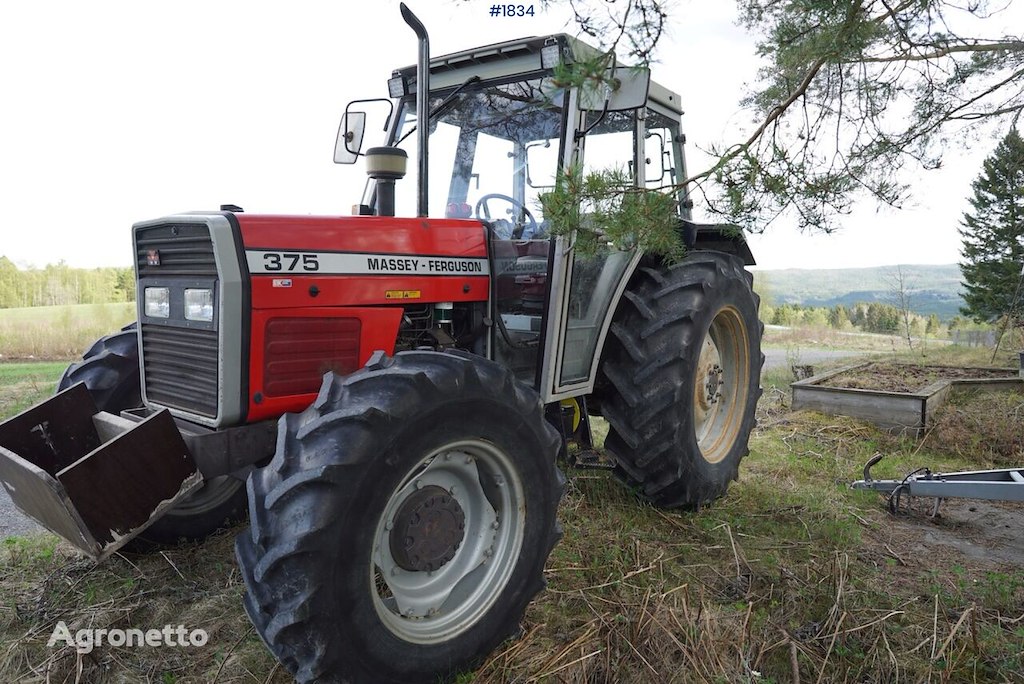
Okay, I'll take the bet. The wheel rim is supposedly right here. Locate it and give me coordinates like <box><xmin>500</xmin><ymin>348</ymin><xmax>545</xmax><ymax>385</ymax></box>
<box><xmin>371</xmin><ymin>439</ymin><xmax>525</xmax><ymax>644</ymax></box>
<box><xmin>692</xmin><ymin>305</ymin><xmax>750</xmax><ymax>464</ymax></box>
<box><xmin>163</xmin><ymin>476</ymin><xmax>243</xmax><ymax>517</ymax></box>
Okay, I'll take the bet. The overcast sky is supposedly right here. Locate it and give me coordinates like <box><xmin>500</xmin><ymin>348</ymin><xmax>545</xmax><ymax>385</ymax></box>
<box><xmin>0</xmin><ymin>0</ymin><xmax>1019</xmax><ymax>271</ymax></box>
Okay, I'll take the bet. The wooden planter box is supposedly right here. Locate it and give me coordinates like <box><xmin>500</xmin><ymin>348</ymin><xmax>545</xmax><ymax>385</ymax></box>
<box><xmin>790</xmin><ymin>362</ymin><xmax>1023</xmax><ymax>436</ymax></box>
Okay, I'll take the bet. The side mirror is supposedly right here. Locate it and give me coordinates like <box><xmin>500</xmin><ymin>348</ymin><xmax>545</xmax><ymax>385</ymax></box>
<box><xmin>579</xmin><ymin>67</ymin><xmax>651</xmax><ymax>113</ymax></box>
<box><xmin>334</xmin><ymin>111</ymin><xmax>367</xmax><ymax>164</ymax></box>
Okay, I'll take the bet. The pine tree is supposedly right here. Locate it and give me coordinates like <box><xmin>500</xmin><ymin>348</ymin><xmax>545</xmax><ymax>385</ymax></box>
<box><xmin>959</xmin><ymin>129</ymin><xmax>1024</xmax><ymax>323</ymax></box>
<box><xmin>828</xmin><ymin>304</ymin><xmax>850</xmax><ymax>330</ymax></box>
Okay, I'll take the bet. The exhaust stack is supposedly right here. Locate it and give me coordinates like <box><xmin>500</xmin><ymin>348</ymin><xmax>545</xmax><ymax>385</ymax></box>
<box><xmin>399</xmin><ymin>3</ymin><xmax>429</xmax><ymax>217</ymax></box>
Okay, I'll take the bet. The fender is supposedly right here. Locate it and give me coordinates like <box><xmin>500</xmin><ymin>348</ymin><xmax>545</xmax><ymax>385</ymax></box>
<box><xmin>584</xmin><ymin>238</ymin><xmax>754</xmax><ymax>406</ymax></box>
<box><xmin>681</xmin><ymin>220</ymin><xmax>756</xmax><ymax>266</ymax></box>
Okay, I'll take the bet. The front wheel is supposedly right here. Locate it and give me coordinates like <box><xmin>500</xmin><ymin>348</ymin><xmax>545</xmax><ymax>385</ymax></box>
<box><xmin>135</xmin><ymin>476</ymin><xmax>247</xmax><ymax>544</ymax></box>
<box><xmin>58</xmin><ymin>323</ymin><xmax>141</xmax><ymax>411</ymax></box>
<box><xmin>599</xmin><ymin>252</ymin><xmax>762</xmax><ymax>508</ymax></box>
<box><xmin>236</xmin><ymin>350</ymin><xmax>564</xmax><ymax>683</ymax></box>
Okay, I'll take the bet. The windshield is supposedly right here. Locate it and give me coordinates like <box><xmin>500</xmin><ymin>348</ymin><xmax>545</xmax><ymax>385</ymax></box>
<box><xmin>391</xmin><ymin>78</ymin><xmax>565</xmax><ymax>237</ymax></box>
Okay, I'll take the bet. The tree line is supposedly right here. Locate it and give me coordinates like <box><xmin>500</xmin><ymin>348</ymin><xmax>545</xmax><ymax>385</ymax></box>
<box><xmin>0</xmin><ymin>257</ymin><xmax>134</xmax><ymax>308</ymax></box>
<box><xmin>759</xmin><ymin>301</ymin><xmax>983</xmax><ymax>337</ymax></box>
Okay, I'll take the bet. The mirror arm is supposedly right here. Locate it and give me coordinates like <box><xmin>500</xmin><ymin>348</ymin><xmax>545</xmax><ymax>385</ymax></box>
<box><xmin>342</xmin><ymin>98</ymin><xmax>395</xmax><ymax>156</ymax></box>
<box><xmin>575</xmin><ymin>100</ymin><xmax>609</xmax><ymax>141</ymax></box>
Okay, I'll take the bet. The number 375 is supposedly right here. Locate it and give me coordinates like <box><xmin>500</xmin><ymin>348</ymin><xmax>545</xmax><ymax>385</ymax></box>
<box><xmin>262</xmin><ymin>252</ymin><xmax>319</xmax><ymax>271</ymax></box>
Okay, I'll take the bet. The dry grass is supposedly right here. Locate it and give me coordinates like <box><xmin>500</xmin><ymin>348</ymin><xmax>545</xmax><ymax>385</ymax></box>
<box><xmin>4</xmin><ymin>411</ymin><xmax>1022</xmax><ymax>683</ymax></box>
<box><xmin>2</xmin><ymin>349</ymin><xmax>1023</xmax><ymax>683</ymax></box>
<box><xmin>0</xmin><ymin>303</ymin><xmax>135</xmax><ymax>360</ymax></box>
<box><xmin>929</xmin><ymin>389</ymin><xmax>1024</xmax><ymax>467</ymax></box>
<box><xmin>0</xmin><ymin>533</ymin><xmax>289</xmax><ymax>684</ymax></box>
<box><xmin>762</xmin><ymin>325</ymin><xmax>941</xmax><ymax>353</ymax></box>
<box><xmin>820</xmin><ymin>363</ymin><xmax>1017</xmax><ymax>393</ymax></box>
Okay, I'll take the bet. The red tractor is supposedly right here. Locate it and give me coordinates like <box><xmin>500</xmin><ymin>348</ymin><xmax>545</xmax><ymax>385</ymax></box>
<box><xmin>0</xmin><ymin>5</ymin><xmax>760</xmax><ymax>682</ymax></box>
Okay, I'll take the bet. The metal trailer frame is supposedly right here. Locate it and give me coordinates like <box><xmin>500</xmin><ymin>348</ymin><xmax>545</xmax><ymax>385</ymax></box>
<box><xmin>852</xmin><ymin>453</ymin><xmax>1024</xmax><ymax>516</ymax></box>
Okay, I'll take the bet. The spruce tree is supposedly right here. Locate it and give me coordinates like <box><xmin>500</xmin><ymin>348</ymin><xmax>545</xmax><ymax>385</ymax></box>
<box><xmin>959</xmin><ymin>130</ymin><xmax>1024</xmax><ymax>323</ymax></box>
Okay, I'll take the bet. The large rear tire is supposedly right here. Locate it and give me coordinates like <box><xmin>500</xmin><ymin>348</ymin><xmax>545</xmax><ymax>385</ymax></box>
<box><xmin>599</xmin><ymin>252</ymin><xmax>762</xmax><ymax>508</ymax></box>
<box><xmin>235</xmin><ymin>350</ymin><xmax>564</xmax><ymax>684</ymax></box>
<box><xmin>59</xmin><ymin>324</ymin><xmax>247</xmax><ymax>543</ymax></box>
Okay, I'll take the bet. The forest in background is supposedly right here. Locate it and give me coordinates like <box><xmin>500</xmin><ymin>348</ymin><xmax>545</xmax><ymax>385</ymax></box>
<box><xmin>0</xmin><ymin>257</ymin><xmax>133</xmax><ymax>308</ymax></box>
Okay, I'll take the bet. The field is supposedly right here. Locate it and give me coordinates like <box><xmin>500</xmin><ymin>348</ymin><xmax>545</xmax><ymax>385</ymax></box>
<box><xmin>0</xmin><ymin>362</ymin><xmax>69</xmax><ymax>418</ymax></box>
<box><xmin>1</xmin><ymin>342</ymin><xmax>1023</xmax><ymax>682</ymax></box>
<box><xmin>0</xmin><ymin>303</ymin><xmax>135</xmax><ymax>360</ymax></box>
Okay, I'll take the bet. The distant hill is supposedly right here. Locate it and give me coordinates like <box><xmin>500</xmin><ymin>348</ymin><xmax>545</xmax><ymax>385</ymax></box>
<box><xmin>754</xmin><ymin>264</ymin><xmax>964</xmax><ymax>321</ymax></box>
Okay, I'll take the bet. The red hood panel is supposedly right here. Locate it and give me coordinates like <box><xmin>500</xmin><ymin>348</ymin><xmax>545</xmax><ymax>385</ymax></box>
<box><xmin>236</xmin><ymin>215</ymin><xmax>488</xmax><ymax>257</ymax></box>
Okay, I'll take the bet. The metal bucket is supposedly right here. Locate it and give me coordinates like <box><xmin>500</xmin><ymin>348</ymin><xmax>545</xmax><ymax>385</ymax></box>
<box><xmin>0</xmin><ymin>383</ymin><xmax>201</xmax><ymax>560</ymax></box>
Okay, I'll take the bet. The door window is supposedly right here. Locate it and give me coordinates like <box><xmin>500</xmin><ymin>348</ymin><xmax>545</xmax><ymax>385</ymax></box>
<box><xmin>557</xmin><ymin>110</ymin><xmax>638</xmax><ymax>387</ymax></box>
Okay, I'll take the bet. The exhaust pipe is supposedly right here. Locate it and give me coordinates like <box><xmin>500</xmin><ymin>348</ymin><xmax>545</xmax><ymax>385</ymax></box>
<box><xmin>400</xmin><ymin>3</ymin><xmax>429</xmax><ymax>218</ymax></box>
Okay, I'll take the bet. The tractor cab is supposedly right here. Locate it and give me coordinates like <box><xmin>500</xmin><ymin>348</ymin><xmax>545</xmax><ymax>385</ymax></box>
<box><xmin>339</xmin><ymin>31</ymin><xmax>694</xmax><ymax>401</ymax></box>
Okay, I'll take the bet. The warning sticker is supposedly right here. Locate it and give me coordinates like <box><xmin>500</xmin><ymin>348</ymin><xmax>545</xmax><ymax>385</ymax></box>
<box><xmin>385</xmin><ymin>290</ymin><xmax>422</xmax><ymax>300</ymax></box>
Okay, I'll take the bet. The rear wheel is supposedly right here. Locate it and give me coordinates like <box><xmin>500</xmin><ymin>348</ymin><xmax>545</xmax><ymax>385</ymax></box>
<box><xmin>236</xmin><ymin>350</ymin><xmax>564</xmax><ymax>684</ymax></box>
<box><xmin>60</xmin><ymin>324</ymin><xmax>247</xmax><ymax>543</ymax></box>
<box><xmin>599</xmin><ymin>252</ymin><xmax>762</xmax><ymax>508</ymax></box>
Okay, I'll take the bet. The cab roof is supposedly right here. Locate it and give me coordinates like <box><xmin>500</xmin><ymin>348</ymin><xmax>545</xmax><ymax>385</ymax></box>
<box><xmin>392</xmin><ymin>34</ymin><xmax>683</xmax><ymax>115</ymax></box>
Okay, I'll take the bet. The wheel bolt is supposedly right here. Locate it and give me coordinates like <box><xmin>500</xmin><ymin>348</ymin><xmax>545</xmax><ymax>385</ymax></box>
<box><xmin>415</xmin><ymin>479</ymin><xmax>423</xmax><ymax>489</ymax></box>
<box><xmin>491</xmin><ymin>521</ymin><xmax>500</xmax><ymax>530</ymax></box>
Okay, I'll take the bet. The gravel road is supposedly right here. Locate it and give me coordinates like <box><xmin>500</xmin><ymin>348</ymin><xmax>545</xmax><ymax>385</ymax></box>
<box><xmin>762</xmin><ymin>347</ymin><xmax>869</xmax><ymax>371</ymax></box>
<box><xmin>1</xmin><ymin>484</ymin><xmax>44</xmax><ymax>538</ymax></box>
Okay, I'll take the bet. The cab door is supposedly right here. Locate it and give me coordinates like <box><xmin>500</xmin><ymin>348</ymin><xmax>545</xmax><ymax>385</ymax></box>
<box><xmin>539</xmin><ymin>102</ymin><xmax>644</xmax><ymax>402</ymax></box>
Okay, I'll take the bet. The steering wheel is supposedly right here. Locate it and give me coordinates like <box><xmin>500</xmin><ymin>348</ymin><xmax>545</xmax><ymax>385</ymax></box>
<box><xmin>474</xmin><ymin>193</ymin><xmax>538</xmax><ymax>239</ymax></box>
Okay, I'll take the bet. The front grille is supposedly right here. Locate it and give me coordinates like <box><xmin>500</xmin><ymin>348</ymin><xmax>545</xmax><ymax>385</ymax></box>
<box><xmin>136</xmin><ymin>224</ymin><xmax>217</xmax><ymax>277</ymax></box>
<box><xmin>137</xmin><ymin>222</ymin><xmax>221</xmax><ymax>418</ymax></box>
<box><xmin>141</xmin><ymin>324</ymin><xmax>219</xmax><ymax>417</ymax></box>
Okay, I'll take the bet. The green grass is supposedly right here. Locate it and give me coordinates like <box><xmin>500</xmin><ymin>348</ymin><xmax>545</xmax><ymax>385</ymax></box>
<box><xmin>0</xmin><ymin>361</ymin><xmax>66</xmax><ymax>417</ymax></box>
<box><xmin>0</xmin><ymin>303</ymin><xmax>134</xmax><ymax>360</ymax></box>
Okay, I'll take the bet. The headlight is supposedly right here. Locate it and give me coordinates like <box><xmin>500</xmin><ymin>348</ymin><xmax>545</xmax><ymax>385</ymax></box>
<box><xmin>184</xmin><ymin>288</ymin><xmax>214</xmax><ymax>322</ymax></box>
<box><xmin>144</xmin><ymin>287</ymin><xmax>170</xmax><ymax>318</ymax></box>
